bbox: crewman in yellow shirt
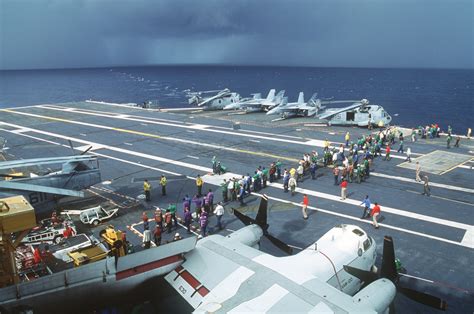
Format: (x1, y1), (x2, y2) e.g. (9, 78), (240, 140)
(143, 179), (151, 201)
(160, 175), (167, 196)
(196, 175), (203, 197)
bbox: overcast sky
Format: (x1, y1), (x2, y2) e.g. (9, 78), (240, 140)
(0, 0), (472, 70)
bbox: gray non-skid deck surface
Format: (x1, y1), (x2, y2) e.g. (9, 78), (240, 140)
(0, 101), (473, 313)
(398, 150), (473, 175)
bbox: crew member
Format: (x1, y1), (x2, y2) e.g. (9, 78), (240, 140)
(422, 176), (431, 196)
(370, 202), (381, 229)
(301, 194), (309, 220)
(142, 211), (149, 230)
(184, 207), (192, 234)
(196, 175), (203, 197)
(160, 175), (167, 196)
(143, 179), (151, 201)
(153, 225), (161, 246)
(33, 247), (42, 264)
(360, 195), (371, 219)
(167, 203), (177, 229)
(415, 162), (421, 182)
(340, 178), (348, 200)
(154, 208), (162, 230)
(200, 211), (208, 237)
(164, 209), (172, 234)
(213, 202), (225, 230)
(142, 228), (151, 249)
(63, 224), (74, 238)
(384, 145), (391, 161)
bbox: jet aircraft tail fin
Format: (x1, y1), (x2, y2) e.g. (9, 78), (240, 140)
(266, 89), (276, 101)
(297, 92), (304, 104)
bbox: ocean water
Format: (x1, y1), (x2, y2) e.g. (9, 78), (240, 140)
(0, 66), (473, 132)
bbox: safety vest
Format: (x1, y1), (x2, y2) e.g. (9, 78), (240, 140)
(196, 177), (203, 186)
(144, 181), (151, 191)
(160, 177), (167, 186)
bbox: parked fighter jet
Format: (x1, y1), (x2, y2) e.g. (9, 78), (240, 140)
(266, 92), (319, 119)
(0, 154), (101, 216)
(223, 89), (286, 112)
(316, 99), (392, 127)
(165, 195), (447, 313)
(187, 88), (240, 110)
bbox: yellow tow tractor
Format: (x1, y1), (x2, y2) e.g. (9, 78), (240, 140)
(68, 225), (127, 267)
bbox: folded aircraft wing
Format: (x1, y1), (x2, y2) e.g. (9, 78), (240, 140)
(317, 103), (363, 120)
(197, 89), (231, 107)
(283, 104), (315, 111)
(0, 155), (97, 171)
(0, 181), (85, 197)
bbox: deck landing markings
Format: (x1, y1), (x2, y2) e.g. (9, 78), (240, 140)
(399, 150), (473, 175)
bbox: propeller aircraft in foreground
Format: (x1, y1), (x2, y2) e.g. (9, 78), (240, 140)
(166, 194), (447, 313)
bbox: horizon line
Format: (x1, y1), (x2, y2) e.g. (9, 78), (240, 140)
(1, 63), (473, 72)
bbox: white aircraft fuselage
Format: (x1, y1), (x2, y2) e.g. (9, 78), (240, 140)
(165, 224), (383, 313)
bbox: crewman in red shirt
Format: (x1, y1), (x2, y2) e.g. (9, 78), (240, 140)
(301, 194), (309, 220)
(33, 247), (42, 264)
(63, 225), (73, 238)
(340, 178), (348, 200)
(370, 202), (381, 229)
(384, 146), (391, 161)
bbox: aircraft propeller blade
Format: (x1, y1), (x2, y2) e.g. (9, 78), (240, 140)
(343, 265), (378, 284)
(255, 194), (269, 231)
(265, 233), (293, 255)
(347, 235), (448, 311)
(381, 236), (398, 282)
(397, 286), (448, 311)
(233, 208), (254, 226)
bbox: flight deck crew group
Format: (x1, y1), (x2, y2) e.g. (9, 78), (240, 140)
(139, 124), (465, 238)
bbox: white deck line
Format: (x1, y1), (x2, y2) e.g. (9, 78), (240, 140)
(5, 107), (472, 195)
(1, 125), (472, 248)
(252, 193), (473, 249)
(370, 172), (474, 194)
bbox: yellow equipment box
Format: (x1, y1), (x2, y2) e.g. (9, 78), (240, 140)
(0, 196), (36, 233)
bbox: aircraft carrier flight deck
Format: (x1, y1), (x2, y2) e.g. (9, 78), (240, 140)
(0, 100), (473, 313)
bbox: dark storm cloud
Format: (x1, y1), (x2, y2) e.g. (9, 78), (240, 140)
(0, 0), (472, 69)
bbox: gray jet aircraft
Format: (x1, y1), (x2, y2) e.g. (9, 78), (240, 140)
(266, 92), (319, 119)
(223, 89), (286, 112)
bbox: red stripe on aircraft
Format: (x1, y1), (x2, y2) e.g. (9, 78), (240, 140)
(197, 286), (210, 297)
(116, 255), (182, 281)
(180, 270), (201, 289)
